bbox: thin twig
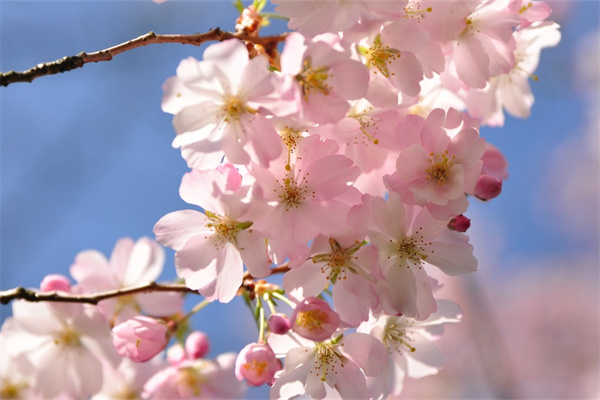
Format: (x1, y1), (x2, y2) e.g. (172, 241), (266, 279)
(0, 28), (287, 87)
(0, 264), (291, 306)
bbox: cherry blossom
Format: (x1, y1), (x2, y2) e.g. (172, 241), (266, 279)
(154, 165), (272, 302)
(268, 331), (387, 399)
(358, 299), (463, 398)
(249, 134), (360, 261)
(142, 353), (246, 399)
(280, 32), (369, 123)
(70, 237), (182, 325)
(386, 108), (485, 218)
(162, 39), (286, 167)
(0, 301), (119, 398)
(361, 192), (477, 319)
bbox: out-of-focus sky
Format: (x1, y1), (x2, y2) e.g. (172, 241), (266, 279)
(1, 1), (598, 398)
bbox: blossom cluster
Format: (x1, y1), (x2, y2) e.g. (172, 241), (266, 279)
(0, 0), (560, 399)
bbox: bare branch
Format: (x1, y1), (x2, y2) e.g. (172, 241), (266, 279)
(0, 264), (291, 306)
(0, 28), (287, 87)
(0, 282), (196, 305)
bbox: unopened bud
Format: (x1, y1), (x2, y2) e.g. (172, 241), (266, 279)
(291, 297), (340, 342)
(474, 175), (502, 200)
(235, 342), (281, 386)
(112, 316), (170, 363)
(40, 274), (71, 293)
(185, 331), (210, 359)
(268, 313), (291, 335)
(448, 214), (471, 232)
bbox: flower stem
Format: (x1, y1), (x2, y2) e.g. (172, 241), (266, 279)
(270, 291), (295, 308)
(177, 298), (211, 325)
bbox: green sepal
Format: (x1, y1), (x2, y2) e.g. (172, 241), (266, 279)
(235, 220), (254, 230)
(233, 0), (244, 13)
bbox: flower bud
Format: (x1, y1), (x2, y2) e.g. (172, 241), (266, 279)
(291, 297), (340, 342)
(268, 313), (291, 335)
(448, 214), (471, 232)
(235, 342), (281, 386)
(40, 274), (71, 292)
(112, 316), (169, 363)
(474, 175), (503, 201)
(185, 331), (210, 359)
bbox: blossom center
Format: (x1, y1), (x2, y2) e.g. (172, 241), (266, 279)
(221, 95), (255, 122)
(296, 309), (328, 332)
(396, 231), (430, 265)
(296, 59), (331, 100)
(364, 35), (400, 78)
(54, 325), (81, 347)
(384, 320), (416, 354)
(0, 380), (29, 399)
(205, 212), (240, 245)
(277, 172), (313, 210)
(312, 238), (366, 282)
(348, 107), (380, 146)
(311, 342), (344, 382)
(243, 359), (268, 377)
(176, 366), (205, 397)
(426, 151), (455, 185)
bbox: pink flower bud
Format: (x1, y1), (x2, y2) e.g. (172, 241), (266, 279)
(112, 316), (169, 363)
(167, 343), (187, 366)
(291, 297), (340, 342)
(474, 175), (503, 201)
(268, 313), (291, 335)
(235, 342), (281, 386)
(185, 331), (210, 359)
(40, 274), (71, 292)
(448, 214), (471, 232)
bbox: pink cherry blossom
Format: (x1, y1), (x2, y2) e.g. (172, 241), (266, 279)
(0, 301), (119, 399)
(268, 331), (387, 399)
(465, 21), (561, 126)
(283, 233), (381, 327)
(70, 237), (182, 325)
(249, 134), (360, 261)
(154, 166), (272, 302)
(386, 108), (485, 219)
(235, 342), (282, 386)
(280, 32), (369, 123)
(358, 299), (462, 398)
(361, 193), (477, 320)
(443, 1), (520, 88)
(92, 357), (164, 400)
(112, 316), (170, 363)
(142, 353), (246, 399)
(162, 39), (286, 167)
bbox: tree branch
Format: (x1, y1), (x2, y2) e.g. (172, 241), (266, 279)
(0, 28), (287, 87)
(0, 265), (291, 306)
(0, 282), (197, 305)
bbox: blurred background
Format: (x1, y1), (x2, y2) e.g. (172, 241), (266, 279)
(1, 1), (598, 398)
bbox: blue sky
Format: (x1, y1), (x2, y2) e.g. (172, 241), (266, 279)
(1, 1), (598, 398)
